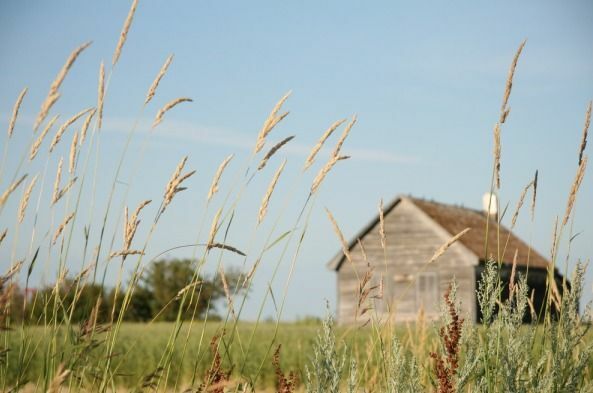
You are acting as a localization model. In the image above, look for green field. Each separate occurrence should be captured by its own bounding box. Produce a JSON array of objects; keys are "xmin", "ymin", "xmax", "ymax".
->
[{"xmin": 4, "ymin": 321, "xmax": 394, "ymax": 390}]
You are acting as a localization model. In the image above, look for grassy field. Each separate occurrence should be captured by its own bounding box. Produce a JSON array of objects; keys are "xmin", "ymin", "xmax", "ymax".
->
[{"xmin": 3, "ymin": 321, "xmax": 397, "ymax": 389}]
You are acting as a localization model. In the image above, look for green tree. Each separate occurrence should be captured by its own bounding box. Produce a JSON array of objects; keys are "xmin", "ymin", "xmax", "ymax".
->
[{"xmin": 139, "ymin": 258, "xmax": 243, "ymax": 321}]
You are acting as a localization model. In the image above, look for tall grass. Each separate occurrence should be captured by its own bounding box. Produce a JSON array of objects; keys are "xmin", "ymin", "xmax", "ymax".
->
[{"xmin": 0, "ymin": 3, "xmax": 592, "ymax": 392}]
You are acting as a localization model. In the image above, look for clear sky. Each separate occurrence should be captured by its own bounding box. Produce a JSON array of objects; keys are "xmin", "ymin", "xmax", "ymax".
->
[{"xmin": 0, "ymin": 1, "xmax": 592, "ymax": 320}]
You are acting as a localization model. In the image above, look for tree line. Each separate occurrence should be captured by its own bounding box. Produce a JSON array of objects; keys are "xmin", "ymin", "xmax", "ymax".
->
[{"xmin": 1, "ymin": 259, "xmax": 243, "ymax": 324}]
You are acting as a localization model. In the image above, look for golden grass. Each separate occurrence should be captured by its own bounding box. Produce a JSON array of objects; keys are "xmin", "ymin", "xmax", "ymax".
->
[
  {"xmin": 34, "ymin": 41, "xmax": 92, "ymax": 131},
  {"xmin": 7, "ymin": 87, "xmax": 27, "ymax": 138},
  {"xmin": 562, "ymin": 155, "xmax": 587, "ymax": 226},
  {"xmin": 68, "ymin": 131, "xmax": 79, "ymax": 173},
  {"xmin": 208, "ymin": 154, "xmax": 233, "ymax": 201},
  {"xmin": 30, "ymin": 115, "xmax": 59, "ymax": 161},
  {"xmin": 17, "ymin": 174, "xmax": 38, "ymax": 223},
  {"xmin": 578, "ymin": 101, "xmax": 591, "ymax": 166},
  {"xmin": 303, "ymin": 119, "xmax": 345, "ymax": 171},
  {"xmin": 97, "ymin": 62, "xmax": 105, "ymax": 130},
  {"xmin": 0, "ymin": 174, "xmax": 28, "ymax": 208},
  {"xmin": 52, "ymin": 212, "xmax": 75, "ymax": 245},
  {"xmin": 112, "ymin": 0, "xmax": 139, "ymax": 66},
  {"xmin": 258, "ymin": 135, "xmax": 295, "ymax": 171},
  {"xmin": 49, "ymin": 108, "xmax": 93, "ymax": 153},
  {"xmin": 428, "ymin": 227, "xmax": 471, "ymax": 264},
  {"xmin": 254, "ymin": 91, "xmax": 291, "ymax": 153},
  {"xmin": 152, "ymin": 97, "xmax": 193, "ymax": 128},
  {"xmin": 146, "ymin": 54, "xmax": 174, "ymax": 105},
  {"xmin": 79, "ymin": 108, "xmax": 96, "ymax": 146},
  {"xmin": 258, "ymin": 159, "xmax": 286, "ymax": 224},
  {"xmin": 162, "ymin": 156, "xmax": 196, "ymax": 212}
]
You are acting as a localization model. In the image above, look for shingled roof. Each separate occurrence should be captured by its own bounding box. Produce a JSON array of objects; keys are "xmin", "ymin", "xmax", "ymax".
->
[{"xmin": 328, "ymin": 195, "xmax": 550, "ymax": 270}]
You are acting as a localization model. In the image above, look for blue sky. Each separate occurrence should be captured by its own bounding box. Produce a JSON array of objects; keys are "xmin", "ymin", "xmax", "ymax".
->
[{"xmin": 0, "ymin": 1, "xmax": 592, "ymax": 320}]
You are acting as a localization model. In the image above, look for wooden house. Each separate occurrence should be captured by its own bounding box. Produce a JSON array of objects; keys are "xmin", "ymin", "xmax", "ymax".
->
[{"xmin": 327, "ymin": 195, "xmax": 564, "ymax": 324}]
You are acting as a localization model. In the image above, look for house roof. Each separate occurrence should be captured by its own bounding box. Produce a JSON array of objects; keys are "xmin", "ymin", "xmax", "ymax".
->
[{"xmin": 328, "ymin": 195, "xmax": 551, "ymax": 271}]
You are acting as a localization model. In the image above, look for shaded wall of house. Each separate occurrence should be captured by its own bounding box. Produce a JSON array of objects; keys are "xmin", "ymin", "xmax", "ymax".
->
[
  {"xmin": 474, "ymin": 262, "xmax": 568, "ymax": 323},
  {"xmin": 337, "ymin": 198, "xmax": 478, "ymax": 324}
]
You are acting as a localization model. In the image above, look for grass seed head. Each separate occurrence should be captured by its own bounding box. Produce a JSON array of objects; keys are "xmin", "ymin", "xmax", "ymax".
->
[
  {"xmin": 304, "ymin": 118, "xmax": 346, "ymax": 171},
  {"xmin": 97, "ymin": 62, "xmax": 105, "ymax": 130},
  {"xmin": 145, "ymin": 54, "xmax": 174, "ymax": 105},
  {"xmin": 258, "ymin": 135, "xmax": 295, "ymax": 171},
  {"xmin": 257, "ymin": 159, "xmax": 286, "ymax": 224},
  {"xmin": 34, "ymin": 41, "xmax": 91, "ymax": 131},
  {"xmin": 7, "ymin": 87, "xmax": 27, "ymax": 138},
  {"xmin": 254, "ymin": 91, "xmax": 291, "ymax": 153},
  {"xmin": 152, "ymin": 97, "xmax": 193, "ymax": 128},
  {"xmin": 18, "ymin": 175, "xmax": 38, "ymax": 223},
  {"xmin": 207, "ymin": 154, "xmax": 233, "ymax": 201},
  {"xmin": 112, "ymin": 0, "xmax": 138, "ymax": 66}
]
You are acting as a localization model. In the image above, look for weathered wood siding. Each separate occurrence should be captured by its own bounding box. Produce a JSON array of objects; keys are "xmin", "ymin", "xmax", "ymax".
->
[{"xmin": 337, "ymin": 198, "xmax": 478, "ymax": 324}]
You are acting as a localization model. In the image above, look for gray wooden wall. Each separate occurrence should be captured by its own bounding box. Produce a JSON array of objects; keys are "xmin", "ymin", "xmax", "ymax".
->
[{"xmin": 337, "ymin": 198, "xmax": 478, "ymax": 324}]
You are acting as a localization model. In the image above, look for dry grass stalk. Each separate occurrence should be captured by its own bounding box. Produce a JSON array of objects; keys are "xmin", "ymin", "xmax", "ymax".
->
[
  {"xmin": 52, "ymin": 158, "xmax": 63, "ymax": 204},
  {"xmin": 531, "ymin": 169, "xmax": 538, "ymax": 220},
  {"xmin": 207, "ymin": 208, "xmax": 223, "ymax": 247},
  {"xmin": 510, "ymin": 180, "xmax": 534, "ymax": 229},
  {"xmin": 258, "ymin": 135, "xmax": 295, "ymax": 170},
  {"xmin": 1, "ymin": 261, "xmax": 23, "ymax": 287},
  {"xmin": 310, "ymin": 154, "xmax": 349, "ymax": 194},
  {"xmin": 303, "ymin": 119, "xmax": 346, "ymax": 170},
  {"xmin": 52, "ymin": 212, "xmax": 75, "ymax": 244},
  {"xmin": 254, "ymin": 91, "xmax": 291, "ymax": 153},
  {"xmin": 97, "ymin": 62, "xmax": 105, "ymax": 130},
  {"xmin": 509, "ymin": 249, "xmax": 518, "ymax": 299},
  {"xmin": 79, "ymin": 108, "xmax": 96, "ymax": 146},
  {"xmin": 257, "ymin": 159, "xmax": 286, "ymax": 224},
  {"xmin": 578, "ymin": 101, "xmax": 592, "ymax": 166},
  {"xmin": 208, "ymin": 243, "xmax": 246, "ymax": 256},
  {"xmin": 357, "ymin": 238, "xmax": 367, "ymax": 262},
  {"xmin": 34, "ymin": 41, "xmax": 92, "ymax": 131},
  {"xmin": 0, "ymin": 174, "xmax": 28, "ymax": 207},
  {"xmin": 152, "ymin": 97, "xmax": 193, "ymax": 128},
  {"xmin": 18, "ymin": 175, "xmax": 38, "ymax": 223},
  {"xmin": 109, "ymin": 249, "xmax": 145, "ymax": 258},
  {"xmin": 112, "ymin": 0, "xmax": 138, "ymax": 66},
  {"xmin": 325, "ymin": 208, "xmax": 352, "ymax": 265},
  {"xmin": 30, "ymin": 115, "xmax": 59, "ymax": 161},
  {"xmin": 331, "ymin": 115, "xmax": 356, "ymax": 158},
  {"xmin": 429, "ymin": 228, "xmax": 471, "ymax": 264},
  {"xmin": 219, "ymin": 266, "xmax": 236, "ymax": 319},
  {"xmin": 47, "ymin": 363, "xmax": 71, "ymax": 393},
  {"xmin": 493, "ymin": 122, "xmax": 501, "ymax": 189},
  {"xmin": 0, "ymin": 229, "xmax": 6, "ymax": 246},
  {"xmin": 500, "ymin": 40, "xmax": 526, "ymax": 124},
  {"xmin": 68, "ymin": 131, "xmax": 79, "ymax": 173},
  {"xmin": 562, "ymin": 155, "xmax": 587, "ymax": 226},
  {"xmin": 379, "ymin": 198, "xmax": 386, "ymax": 250},
  {"xmin": 7, "ymin": 87, "xmax": 27, "ymax": 138},
  {"xmin": 162, "ymin": 156, "xmax": 196, "ymax": 212},
  {"xmin": 175, "ymin": 282, "xmax": 200, "ymax": 300},
  {"xmin": 49, "ymin": 108, "xmax": 93, "ymax": 152},
  {"xmin": 356, "ymin": 264, "xmax": 378, "ymax": 322},
  {"xmin": 123, "ymin": 199, "xmax": 151, "ymax": 250},
  {"xmin": 207, "ymin": 155, "xmax": 233, "ymax": 201},
  {"xmin": 145, "ymin": 54, "xmax": 174, "ymax": 104},
  {"xmin": 550, "ymin": 216, "xmax": 559, "ymax": 258},
  {"xmin": 53, "ymin": 177, "xmax": 77, "ymax": 206}
]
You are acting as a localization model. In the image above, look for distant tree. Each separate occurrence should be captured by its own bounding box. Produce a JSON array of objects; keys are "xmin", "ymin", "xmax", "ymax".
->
[
  {"xmin": 139, "ymin": 259, "xmax": 243, "ymax": 321},
  {"xmin": 26, "ymin": 279, "xmax": 110, "ymax": 324}
]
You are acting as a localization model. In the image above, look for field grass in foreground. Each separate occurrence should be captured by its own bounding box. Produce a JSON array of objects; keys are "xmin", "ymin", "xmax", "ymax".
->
[
  {"xmin": 3, "ymin": 321, "xmax": 382, "ymax": 389},
  {"xmin": 6, "ymin": 320, "xmax": 592, "ymax": 390}
]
